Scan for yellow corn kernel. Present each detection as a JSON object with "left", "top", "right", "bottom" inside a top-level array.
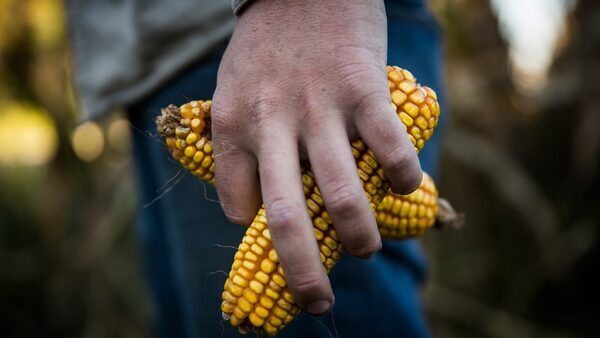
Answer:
[
  {"left": 249, "top": 312, "right": 265, "bottom": 327},
  {"left": 237, "top": 298, "right": 252, "bottom": 313},
  {"left": 260, "top": 296, "right": 274, "bottom": 309},
  {"left": 156, "top": 66, "right": 447, "bottom": 336},
  {"left": 375, "top": 172, "right": 439, "bottom": 239},
  {"left": 249, "top": 280, "right": 264, "bottom": 294},
  {"left": 255, "top": 306, "right": 269, "bottom": 318},
  {"left": 265, "top": 288, "right": 279, "bottom": 300},
  {"left": 156, "top": 101, "right": 215, "bottom": 185},
  {"left": 261, "top": 259, "right": 276, "bottom": 274}
]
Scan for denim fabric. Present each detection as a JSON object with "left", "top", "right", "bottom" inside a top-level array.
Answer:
[{"left": 128, "top": 2, "right": 445, "bottom": 337}]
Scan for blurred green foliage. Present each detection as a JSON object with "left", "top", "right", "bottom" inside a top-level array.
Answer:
[{"left": 0, "top": 0, "right": 598, "bottom": 337}]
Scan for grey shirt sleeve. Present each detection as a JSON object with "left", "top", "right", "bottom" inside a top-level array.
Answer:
[
  {"left": 66, "top": 0, "right": 235, "bottom": 120},
  {"left": 232, "top": 0, "right": 254, "bottom": 15}
]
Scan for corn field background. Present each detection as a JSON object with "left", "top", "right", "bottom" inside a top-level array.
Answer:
[{"left": 0, "top": 0, "right": 598, "bottom": 337}]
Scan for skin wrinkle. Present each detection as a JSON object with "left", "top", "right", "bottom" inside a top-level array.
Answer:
[
  {"left": 299, "top": 62, "right": 387, "bottom": 136},
  {"left": 211, "top": 0, "right": 421, "bottom": 312}
]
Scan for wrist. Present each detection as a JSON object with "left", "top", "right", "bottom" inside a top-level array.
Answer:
[
  {"left": 236, "top": 0, "right": 385, "bottom": 20},
  {"left": 234, "top": 0, "right": 386, "bottom": 39}
]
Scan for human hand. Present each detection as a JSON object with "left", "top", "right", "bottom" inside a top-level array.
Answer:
[{"left": 211, "top": 0, "right": 422, "bottom": 315}]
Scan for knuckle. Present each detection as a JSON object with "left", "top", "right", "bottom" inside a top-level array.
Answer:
[
  {"left": 334, "top": 62, "right": 381, "bottom": 85},
  {"left": 212, "top": 89, "right": 282, "bottom": 135},
  {"left": 216, "top": 185, "right": 250, "bottom": 223},
  {"left": 345, "top": 235, "right": 382, "bottom": 258},
  {"left": 210, "top": 107, "right": 236, "bottom": 135},
  {"left": 304, "top": 111, "right": 331, "bottom": 136},
  {"left": 336, "top": 67, "right": 387, "bottom": 100},
  {"left": 324, "top": 184, "right": 363, "bottom": 218},
  {"left": 266, "top": 198, "right": 303, "bottom": 232},
  {"left": 247, "top": 93, "right": 281, "bottom": 124},
  {"left": 223, "top": 208, "right": 251, "bottom": 225},
  {"left": 353, "top": 90, "right": 390, "bottom": 115},
  {"left": 291, "top": 273, "right": 326, "bottom": 299}
]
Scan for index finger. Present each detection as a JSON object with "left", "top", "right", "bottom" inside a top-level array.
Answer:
[{"left": 256, "top": 128, "right": 333, "bottom": 315}]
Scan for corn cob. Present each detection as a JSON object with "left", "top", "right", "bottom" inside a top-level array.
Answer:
[
  {"left": 377, "top": 172, "right": 437, "bottom": 239},
  {"left": 156, "top": 66, "right": 452, "bottom": 336},
  {"left": 156, "top": 100, "right": 215, "bottom": 184}
]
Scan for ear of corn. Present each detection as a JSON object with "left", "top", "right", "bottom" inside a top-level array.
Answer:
[
  {"left": 156, "top": 100, "right": 215, "bottom": 184},
  {"left": 156, "top": 66, "right": 456, "bottom": 336},
  {"left": 376, "top": 172, "right": 438, "bottom": 239}
]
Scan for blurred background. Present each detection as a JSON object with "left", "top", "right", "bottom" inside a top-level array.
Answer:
[{"left": 0, "top": 0, "right": 598, "bottom": 337}]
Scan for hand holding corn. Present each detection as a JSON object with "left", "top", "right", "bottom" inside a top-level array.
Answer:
[
  {"left": 157, "top": 66, "right": 461, "bottom": 336},
  {"left": 207, "top": 0, "right": 422, "bottom": 319}
]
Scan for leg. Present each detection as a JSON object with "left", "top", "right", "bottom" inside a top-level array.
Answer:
[{"left": 128, "top": 44, "right": 247, "bottom": 338}]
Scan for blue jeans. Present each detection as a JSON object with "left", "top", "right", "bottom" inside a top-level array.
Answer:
[{"left": 128, "top": 2, "right": 445, "bottom": 337}]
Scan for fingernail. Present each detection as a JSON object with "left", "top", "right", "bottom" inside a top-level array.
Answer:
[{"left": 306, "top": 300, "right": 331, "bottom": 315}]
